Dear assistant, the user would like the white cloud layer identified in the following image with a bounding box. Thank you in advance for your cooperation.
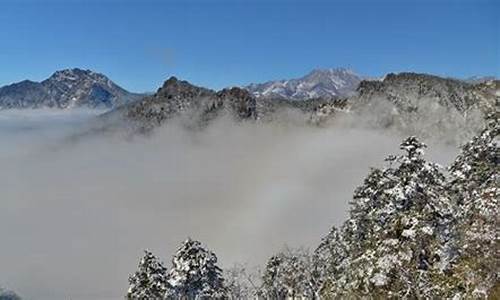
[0,110,458,300]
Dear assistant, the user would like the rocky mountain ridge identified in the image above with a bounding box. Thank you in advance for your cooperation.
[0,68,142,109]
[347,72,499,143]
[102,71,498,145]
[245,68,363,100]
[105,76,350,133]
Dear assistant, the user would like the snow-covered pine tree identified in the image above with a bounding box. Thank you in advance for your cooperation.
[224,264,259,299]
[260,247,316,299]
[127,250,170,300]
[313,226,349,296]
[322,136,456,298]
[167,238,227,299]
[447,114,499,298]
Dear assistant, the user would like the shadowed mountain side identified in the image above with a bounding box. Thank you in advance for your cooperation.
[0,68,144,109]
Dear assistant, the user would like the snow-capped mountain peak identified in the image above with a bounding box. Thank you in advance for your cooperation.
[0,68,143,109]
[246,68,363,100]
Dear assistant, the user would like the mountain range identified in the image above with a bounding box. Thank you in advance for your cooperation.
[1,67,496,111]
[2,67,498,143]
[0,68,143,109]
[0,67,363,110]
[245,68,363,100]
[91,70,498,144]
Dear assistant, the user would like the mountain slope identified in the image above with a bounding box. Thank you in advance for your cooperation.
[94,72,498,145]
[98,76,349,134]
[355,72,495,112]
[345,72,499,143]
[0,68,143,109]
[246,68,363,100]
[108,77,258,130]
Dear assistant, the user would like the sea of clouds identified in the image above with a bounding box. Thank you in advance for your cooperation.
[0,109,458,300]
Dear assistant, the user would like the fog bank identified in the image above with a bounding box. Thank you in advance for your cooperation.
[0,111,458,300]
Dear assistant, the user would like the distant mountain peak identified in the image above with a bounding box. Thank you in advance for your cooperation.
[156,76,213,99]
[0,68,143,109]
[309,67,356,75]
[246,67,363,100]
[46,68,113,86]
[164,76,179,83]
[51,67,91,75]
[121,76,257,128]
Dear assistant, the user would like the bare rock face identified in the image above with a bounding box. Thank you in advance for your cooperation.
[0,68,142,109]
[214,87,257,120]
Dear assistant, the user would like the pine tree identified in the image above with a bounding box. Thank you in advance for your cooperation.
[322,137,456,298]
[449,113,499,201]
[224,264,259,300]
[124,118,499,298]
[447,115,499,298]
[260,247,316,299]
[127,250,170,300]
[167,238,227,299]
[313,226,349,296]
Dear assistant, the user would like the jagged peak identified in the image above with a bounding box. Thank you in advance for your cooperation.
[163,76,179,85]
[51,67,91,76]
[46,68,110,84]
[0,68,140,109]
[156,76,213,98]
[160,76,197,89]
[246,67,362,100]
[308,67,358,76]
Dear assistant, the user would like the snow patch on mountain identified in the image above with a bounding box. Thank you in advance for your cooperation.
[246,68,363,100]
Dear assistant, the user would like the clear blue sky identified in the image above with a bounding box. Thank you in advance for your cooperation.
[0,0,498,92]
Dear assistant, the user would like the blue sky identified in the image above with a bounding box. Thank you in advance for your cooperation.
[0,0,498,92]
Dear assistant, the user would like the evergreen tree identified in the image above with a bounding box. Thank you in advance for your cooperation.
[167,238,227,299]
[124,120,500,298]
[322,137,456,298]
[224,264,258,300]
[261,247,316,299]
[127,250,170,300]
[448,115,499,298]
[313,226,348,296]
